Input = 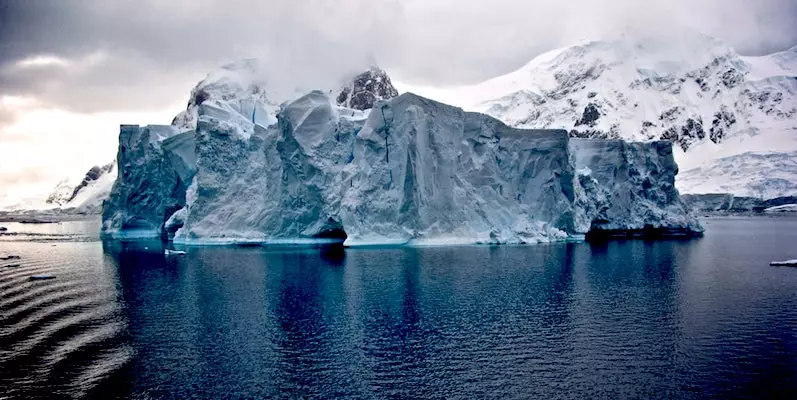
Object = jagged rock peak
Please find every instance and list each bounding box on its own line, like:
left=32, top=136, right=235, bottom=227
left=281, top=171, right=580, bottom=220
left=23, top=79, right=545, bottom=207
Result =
left=336, top=67, right=399, bottom=110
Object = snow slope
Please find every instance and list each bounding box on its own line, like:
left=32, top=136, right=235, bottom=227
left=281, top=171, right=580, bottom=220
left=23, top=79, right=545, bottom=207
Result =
left=63, top=163, right=117, bottom=213
left=396, top=35, right=797, bottom=198
left=677, top=151, right=797, bottom=198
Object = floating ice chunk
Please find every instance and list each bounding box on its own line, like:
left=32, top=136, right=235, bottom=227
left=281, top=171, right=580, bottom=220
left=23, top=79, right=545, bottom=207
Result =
left=770, top=259, right=797, bottom=266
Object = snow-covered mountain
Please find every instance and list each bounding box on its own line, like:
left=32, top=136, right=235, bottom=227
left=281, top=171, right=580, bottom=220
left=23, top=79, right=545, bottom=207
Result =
left=170, top=59, right=280, bottom=132
left=398, top=34, right=797, bottom=198
left=677, top=151, right=797, bottom=198
left=45, top=179, right=76, bottom=206
left=43, top=162, right=116, bottom=213
left=1, top=163, right=115, bottom=213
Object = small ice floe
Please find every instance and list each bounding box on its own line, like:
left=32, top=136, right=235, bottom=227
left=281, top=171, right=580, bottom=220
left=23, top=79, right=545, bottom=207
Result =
left=770, top=259, right=797, bottom=267
left=0, top=255, right=21, bottom=261
left=29, top=275, right=56, bottom=281
left=4, top=264, right=21, bottom=268
left=164, top=249, right=187, bottom=256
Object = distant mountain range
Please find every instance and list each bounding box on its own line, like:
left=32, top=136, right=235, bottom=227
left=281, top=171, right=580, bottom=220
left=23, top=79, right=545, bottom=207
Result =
left=1, top=162, right=115, bottom=214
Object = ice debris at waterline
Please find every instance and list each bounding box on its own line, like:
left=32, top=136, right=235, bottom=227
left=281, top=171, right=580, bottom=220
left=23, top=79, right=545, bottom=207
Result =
left=164, top=249, right=187, bottom=256
left=770, top=259, right=797, bottom=267
left=102, top=90, right=702, bottom=245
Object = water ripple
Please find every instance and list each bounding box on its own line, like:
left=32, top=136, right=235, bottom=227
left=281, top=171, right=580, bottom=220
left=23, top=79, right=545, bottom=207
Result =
left=0, top=241, right=129, bottom=399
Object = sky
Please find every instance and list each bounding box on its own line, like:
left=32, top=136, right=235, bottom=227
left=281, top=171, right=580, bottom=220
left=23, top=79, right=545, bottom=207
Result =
left=1, top=0, right=796, bottom=206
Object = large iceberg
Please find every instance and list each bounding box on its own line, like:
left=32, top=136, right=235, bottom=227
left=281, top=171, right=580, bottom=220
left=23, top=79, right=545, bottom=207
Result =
left=102, top=69, right=702, bottom=245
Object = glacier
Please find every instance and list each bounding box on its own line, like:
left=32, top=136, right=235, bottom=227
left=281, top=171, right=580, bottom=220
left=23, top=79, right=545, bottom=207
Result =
left=101, top=68, right=702, bottom=245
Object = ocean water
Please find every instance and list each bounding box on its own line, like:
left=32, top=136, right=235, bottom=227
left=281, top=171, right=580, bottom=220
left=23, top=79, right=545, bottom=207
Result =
left=1, top=217, right=796, bottom=399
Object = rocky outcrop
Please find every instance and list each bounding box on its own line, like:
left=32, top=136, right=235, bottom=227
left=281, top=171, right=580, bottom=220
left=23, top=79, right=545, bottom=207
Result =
left=336, top=67, right=399, bottom=110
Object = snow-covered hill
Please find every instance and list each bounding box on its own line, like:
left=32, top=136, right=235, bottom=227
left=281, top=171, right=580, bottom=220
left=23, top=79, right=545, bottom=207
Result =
left=1, top=163, right=116, bottom=214
left=397, top=34, right=797, bottom=197
left=42, top=162, right=116, bottom=213
left=677, top=151, right=797, bottom=198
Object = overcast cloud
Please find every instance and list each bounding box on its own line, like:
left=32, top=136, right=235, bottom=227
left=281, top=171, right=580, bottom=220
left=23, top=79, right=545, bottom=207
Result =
left=0, top=0, right=796, bottom=203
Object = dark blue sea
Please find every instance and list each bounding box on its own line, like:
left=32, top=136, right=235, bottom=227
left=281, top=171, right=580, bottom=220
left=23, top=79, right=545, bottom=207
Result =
left=1, top=217, right=796, bottom=399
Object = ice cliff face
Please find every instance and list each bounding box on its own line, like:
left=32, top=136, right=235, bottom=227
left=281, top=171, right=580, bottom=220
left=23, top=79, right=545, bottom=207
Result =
left=103, top=87, right=702, bottom=244
left=398, top=35, right=797, bottom=198
left=570, top=139, right=697, bottom=237
left=102, top=125, right=192, bottom=237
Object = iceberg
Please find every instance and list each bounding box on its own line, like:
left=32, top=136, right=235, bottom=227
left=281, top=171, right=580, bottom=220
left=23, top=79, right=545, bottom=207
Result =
left=102, top=68, right=702, bottom=245
left=101, top=125, right=190, bottom=238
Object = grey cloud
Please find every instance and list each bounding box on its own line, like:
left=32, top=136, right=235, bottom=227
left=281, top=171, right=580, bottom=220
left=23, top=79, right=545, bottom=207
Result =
left=0, top=50, right=201, bottom=112
left=0, top=166, right=56, bottom=188
left=0, top=0, right=404, bottom=112
left=0, top=107, right=16, bottom=126
left=0, top=0, right=796, bottom=114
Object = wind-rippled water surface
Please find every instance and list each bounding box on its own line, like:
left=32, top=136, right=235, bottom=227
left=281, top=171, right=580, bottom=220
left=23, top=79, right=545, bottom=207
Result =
left=1, top=217, right=796, bottom=399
